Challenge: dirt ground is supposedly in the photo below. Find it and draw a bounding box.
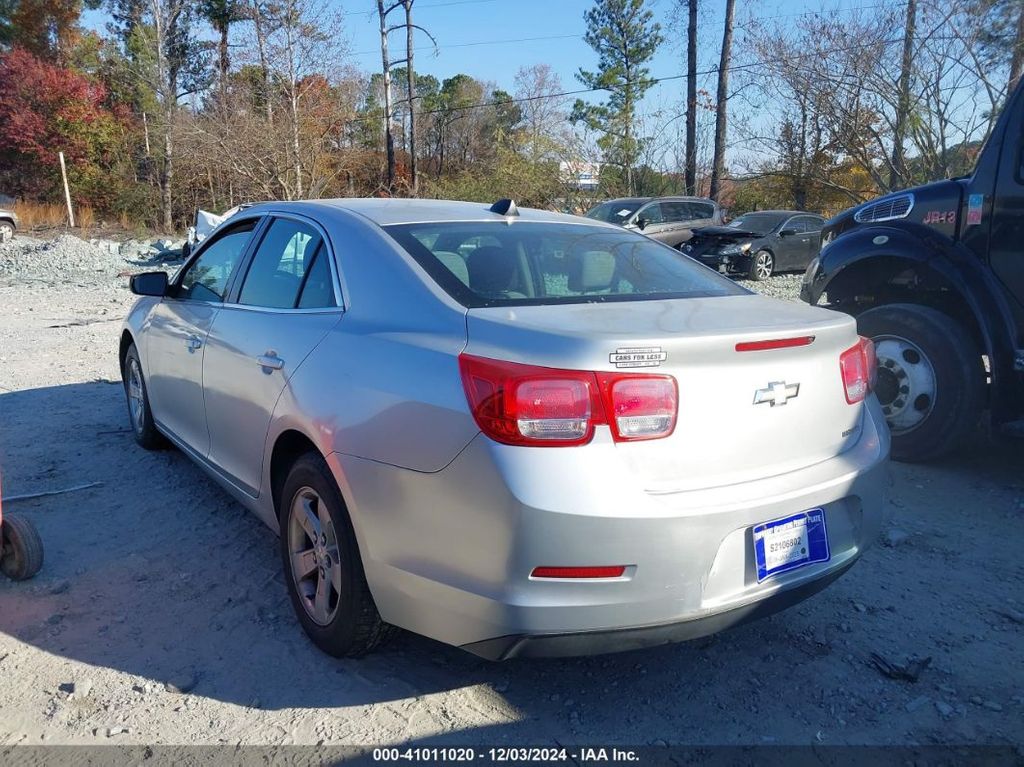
[0,251,1022,749]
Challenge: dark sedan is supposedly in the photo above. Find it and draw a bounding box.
[681,211,825,281]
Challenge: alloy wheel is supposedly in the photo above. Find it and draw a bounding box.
[127,358,146,435]
[287,487,342,626]
[754,252,773,280]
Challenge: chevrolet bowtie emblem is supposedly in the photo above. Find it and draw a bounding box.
[754,381,800,407]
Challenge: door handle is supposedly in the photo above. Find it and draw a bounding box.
[257,352,285,372]
[186,335,203,353]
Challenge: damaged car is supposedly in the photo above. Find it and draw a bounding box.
[683,211,825,281]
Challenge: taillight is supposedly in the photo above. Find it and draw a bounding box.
[459,354,678,446]
[840,336,876,404]
[597,374,677,441]
[531,566,626,579]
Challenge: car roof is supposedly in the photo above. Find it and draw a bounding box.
[599,196,717,205]
[243,198,611,228]
[738,210,824,217]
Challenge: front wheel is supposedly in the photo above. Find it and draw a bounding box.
[123,343,168,450]
[856,303,984,462]
[748,250,774,281]
[279,453,394,657]
[0,221,14,244]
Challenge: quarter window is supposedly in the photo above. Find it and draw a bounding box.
[239,218,335,309]
[178,220,257,302]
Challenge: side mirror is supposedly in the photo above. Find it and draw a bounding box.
[635,217,649,231]
[779,228,796,237]
[130,271,169,297]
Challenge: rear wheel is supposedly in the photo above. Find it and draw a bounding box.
[279,453,394,657]
[856,303,984,462]
[748,250,774,281]
[1,514,44,580]
[0,220,14,244]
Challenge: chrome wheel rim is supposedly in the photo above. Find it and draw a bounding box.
[755,252,773,279]
[873,335,937,434]
[287,487,342,626]
[127,358,145,434]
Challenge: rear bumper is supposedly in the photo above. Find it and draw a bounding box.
[330,399,890,658]
[462,559,854,660]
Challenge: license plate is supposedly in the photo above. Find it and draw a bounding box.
[753,509,830,582]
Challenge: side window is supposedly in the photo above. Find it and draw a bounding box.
[783,217,807,234]
[690,202,715,220]
[178,220,257,302]
[661,202,689,222]
[799,216,824,232]
[639,204,665,225]
[296,246,337,309]
[239,218,332,309]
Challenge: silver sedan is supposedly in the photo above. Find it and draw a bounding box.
[120,199,889,659]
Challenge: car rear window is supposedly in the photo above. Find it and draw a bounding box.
[384,221,746,308]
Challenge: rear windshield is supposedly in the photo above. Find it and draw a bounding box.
[384,221,746,308]
[728,213,785,235]
[583,201,643,224]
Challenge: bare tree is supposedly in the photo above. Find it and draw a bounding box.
[376,0,397,191]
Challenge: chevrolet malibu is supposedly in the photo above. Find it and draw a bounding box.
[120,198,889,660]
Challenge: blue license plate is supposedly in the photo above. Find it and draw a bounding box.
[753,509,830,582]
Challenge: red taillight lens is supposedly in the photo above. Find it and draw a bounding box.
[459,355,597,446]
[598,374,678,441]
[840,336,876,404]
[735,335,815,352]
[458,354,678,446]
[531,565,626,579]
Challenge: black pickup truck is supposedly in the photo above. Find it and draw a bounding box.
[802,82,1024,462]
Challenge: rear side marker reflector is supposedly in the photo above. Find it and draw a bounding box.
[736,336,815,352]
[531,566,626,579]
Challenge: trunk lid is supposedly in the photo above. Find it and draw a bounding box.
[465,294,865,492]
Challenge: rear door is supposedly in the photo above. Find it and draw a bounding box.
[145,218,259,455]
[202,214,343,495]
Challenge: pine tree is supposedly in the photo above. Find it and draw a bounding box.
[571,0,662,196]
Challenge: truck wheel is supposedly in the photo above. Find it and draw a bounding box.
[748,250,774,281]
[279,453,395,657]
[1,514,44,580]
[856,303,984,462]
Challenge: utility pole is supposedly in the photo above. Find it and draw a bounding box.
[709,0,735,201]
[890,0,916,190]
[377,0,397,192]
[685,0,697,196]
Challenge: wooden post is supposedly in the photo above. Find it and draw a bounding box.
[58,151,75,228]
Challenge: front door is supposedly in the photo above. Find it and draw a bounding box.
[145,219,259,455]
[203,215,343,495]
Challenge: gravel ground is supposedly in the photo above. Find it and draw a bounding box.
[0,234,1022,749]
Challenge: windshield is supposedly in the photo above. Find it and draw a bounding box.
[384,221,746,308]
[583,200,643,224]
[727,213,786,236]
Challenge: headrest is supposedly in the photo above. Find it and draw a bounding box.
[568,250,616,292]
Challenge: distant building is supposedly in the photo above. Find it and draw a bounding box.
[560,161,601,191]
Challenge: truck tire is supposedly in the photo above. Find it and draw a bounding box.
[1,513,44,580]
[856,303,984,462]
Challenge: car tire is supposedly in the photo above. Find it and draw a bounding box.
[0,221,14,244]
[748,250,774,281]
[1,513,44,581]
[123,343,168,450]
[856,303,985,462]
[279,452,394,657]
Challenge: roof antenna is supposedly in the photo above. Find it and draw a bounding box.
[489,199,519,217]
